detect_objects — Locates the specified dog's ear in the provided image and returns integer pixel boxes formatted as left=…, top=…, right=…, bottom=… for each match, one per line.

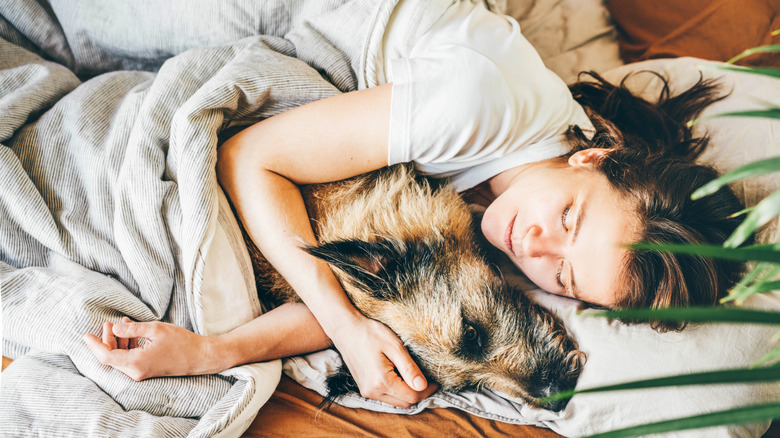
left=305, top=239, right=400, bottom=300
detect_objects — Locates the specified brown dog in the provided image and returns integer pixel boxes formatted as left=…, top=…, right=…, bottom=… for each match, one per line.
left=244, top=164, right=583, bottom=411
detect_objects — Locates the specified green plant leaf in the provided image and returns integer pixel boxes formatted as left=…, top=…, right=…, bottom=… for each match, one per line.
left=724, top=278, right=780, bottom=304
left=584, top=402, right=780, bottom=438
left=725, top=189, right=780, bottom=247
left=752, top=280, right=780, bottom=293
left=729, top=206, right=755, bottom=219
left=701, top=63, right=780, bottom=79
left=753, top=343, right=780, bottom=368
left=727, top=45, right=780, bottom=64
left=733, top=274, right=780, bottom=302
left=690, top=156, right=780, bottom=199
left=722, top=262, right=773, bottom=304
left=629, top=242, right=780, bottom=263
left=588, top=306, right=780, bottom=325
left=688, top=109, right=780, bottom=126
left=543, top=367, right=780, bottom=402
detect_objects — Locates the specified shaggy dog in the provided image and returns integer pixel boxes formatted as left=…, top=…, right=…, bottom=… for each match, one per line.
left=244, top=164, right=583, bottom=411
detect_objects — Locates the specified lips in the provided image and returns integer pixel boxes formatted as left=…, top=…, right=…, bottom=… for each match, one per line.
left=504, top=214, right=517, bottom=254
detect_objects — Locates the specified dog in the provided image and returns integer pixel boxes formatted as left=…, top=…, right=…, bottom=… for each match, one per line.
left=243, top=164, right=583, bottom=411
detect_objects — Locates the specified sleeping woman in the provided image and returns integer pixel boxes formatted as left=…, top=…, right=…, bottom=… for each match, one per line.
left=84, top=0, right=746, bottom=408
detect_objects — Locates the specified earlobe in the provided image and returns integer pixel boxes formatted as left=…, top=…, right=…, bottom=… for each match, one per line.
left=568, top=148, right=611, bottom=167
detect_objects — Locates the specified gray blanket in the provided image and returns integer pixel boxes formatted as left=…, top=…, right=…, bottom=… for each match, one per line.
left=0, top=1, right=396, bottom=436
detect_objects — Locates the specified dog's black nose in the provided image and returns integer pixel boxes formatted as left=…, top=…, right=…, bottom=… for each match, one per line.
left=543, top=396, right=571, bottom=412
left=537, top=381, right=573, bottom=412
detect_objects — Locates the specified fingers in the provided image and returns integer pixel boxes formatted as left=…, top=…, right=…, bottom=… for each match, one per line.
left=84, top=333, right=128, bottom=367
left=99, top=318, right=140, bottom=351
left=102, top=322, right=118, bottom=350
left=338, top=319, right=436, bottom=408
left=83, top=333, right=109, bottom=359
left=380, top=368, right=437, bottom=407
left=83, top=333, right=148, bottom=381
left=359, top=369, right=438, bottom=408
left=117, top=317, right=131, bottom=349
left=377, top=346, right=434, bottom=407
left=118, top=317, right=139, bottom=348
left=112, top=320, right=156, bottom=339
left=84, top=318, right=155, bottom=364
left=384, top=344, right=427, bottom=392
left=359, top=342, right=435, bottom=407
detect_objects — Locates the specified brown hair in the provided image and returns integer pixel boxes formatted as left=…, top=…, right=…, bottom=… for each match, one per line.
left=565, top=71, right=748, bottom=331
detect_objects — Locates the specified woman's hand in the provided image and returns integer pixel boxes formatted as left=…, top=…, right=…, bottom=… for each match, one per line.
left=83, top=317, right=221, bottom=381
left=330, top=314, right=438, bottom=408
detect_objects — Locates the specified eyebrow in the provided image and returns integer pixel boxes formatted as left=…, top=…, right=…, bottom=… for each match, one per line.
left=569, top=202, right=587, bottom=300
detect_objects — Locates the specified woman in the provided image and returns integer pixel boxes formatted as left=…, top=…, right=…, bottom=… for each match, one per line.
left=84, top=0, right=745, bottom=408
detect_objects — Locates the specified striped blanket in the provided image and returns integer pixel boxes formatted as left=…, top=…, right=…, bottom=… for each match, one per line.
left=0, top=1, right=392, bottom=436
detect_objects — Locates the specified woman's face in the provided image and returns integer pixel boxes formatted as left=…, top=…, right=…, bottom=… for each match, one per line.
left=481, top=149, right=639, bottom=307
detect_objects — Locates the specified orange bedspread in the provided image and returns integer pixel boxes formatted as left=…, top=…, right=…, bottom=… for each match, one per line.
left=245, top=375, right=561, bottom=438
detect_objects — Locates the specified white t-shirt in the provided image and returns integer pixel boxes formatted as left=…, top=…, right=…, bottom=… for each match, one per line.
left=376, top=0, right=594, bottom=192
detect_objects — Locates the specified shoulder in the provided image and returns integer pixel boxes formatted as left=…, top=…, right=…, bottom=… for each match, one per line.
left=402, top=2, right=573, bottom=114
left=391, top=45, right=512, bottom=147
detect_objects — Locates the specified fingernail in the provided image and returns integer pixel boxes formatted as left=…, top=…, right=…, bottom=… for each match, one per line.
left=413, top=376, right=426, bottom=391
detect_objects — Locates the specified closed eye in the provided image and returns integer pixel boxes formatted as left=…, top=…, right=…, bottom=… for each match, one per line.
left=558, top=205, right=572, bottom=293
left=561, top=205, right=571, bottom=232
left=556, top=261, right=565, bottom=291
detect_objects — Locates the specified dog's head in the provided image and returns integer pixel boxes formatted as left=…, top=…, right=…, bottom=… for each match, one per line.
left=306, top=234, right=584, bottom=411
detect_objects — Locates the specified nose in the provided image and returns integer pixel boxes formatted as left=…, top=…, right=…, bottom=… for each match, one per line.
left=522, top=226, right=563, bottom=258
left=538, top=380, right=574, bottom=412
left=543, top=395, right=571, bottom=412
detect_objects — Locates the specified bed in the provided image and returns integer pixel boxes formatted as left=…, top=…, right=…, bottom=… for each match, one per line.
left=1, top=0, right=779, bottom=437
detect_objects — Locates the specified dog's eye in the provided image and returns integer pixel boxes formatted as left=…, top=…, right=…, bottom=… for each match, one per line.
left=464, top=325, right=477, bottom=341
left=463, top=323, right=483, bottom=349
left=457, top=319, right=486, bottom=360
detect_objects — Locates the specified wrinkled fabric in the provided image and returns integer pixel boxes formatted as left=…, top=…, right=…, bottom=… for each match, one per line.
left=0, top=0, right=395, bottom=435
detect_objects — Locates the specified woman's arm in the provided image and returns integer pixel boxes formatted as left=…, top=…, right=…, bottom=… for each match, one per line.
left=85, top=84, right=433, bottom=407
left=84, top=304, right=333, bottom=378
left=214, top=84, right=431, bottom=407
left=86, top=304, right=437, bottom=404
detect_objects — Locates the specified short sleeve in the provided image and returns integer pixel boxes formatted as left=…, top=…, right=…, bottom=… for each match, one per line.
left=383, top=0, right=593, bottom=191
left=388, top=46, right=517, bottom=170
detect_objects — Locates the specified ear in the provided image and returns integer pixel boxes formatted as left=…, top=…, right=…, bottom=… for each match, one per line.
left=305, top=239, right=399, bottom=300
left=568, top=148, right=611, bottom=167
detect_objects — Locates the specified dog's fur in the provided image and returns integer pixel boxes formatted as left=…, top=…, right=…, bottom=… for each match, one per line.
left=243, top=164, right=583, bottom=411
